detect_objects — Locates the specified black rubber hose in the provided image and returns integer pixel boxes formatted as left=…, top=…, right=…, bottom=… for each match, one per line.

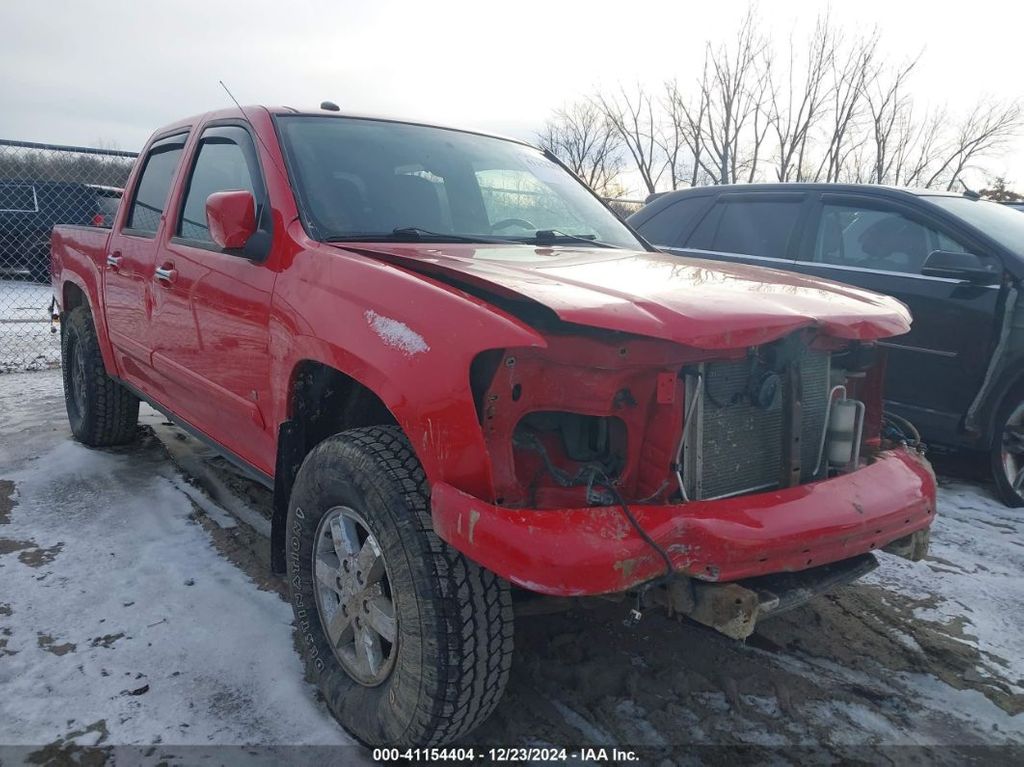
left=603, top=480, right=675, bottom=581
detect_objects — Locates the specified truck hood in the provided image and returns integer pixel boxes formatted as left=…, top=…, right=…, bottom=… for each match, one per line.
left=335, top=243, right=912, bottom=349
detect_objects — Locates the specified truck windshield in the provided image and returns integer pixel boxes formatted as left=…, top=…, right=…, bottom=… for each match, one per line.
left=924, top=195, right=1024, bottom=255
left=276, top=115, right=644, bottom=250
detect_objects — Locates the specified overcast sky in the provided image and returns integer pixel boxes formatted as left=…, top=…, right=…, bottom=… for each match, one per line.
left=2, top=0, right=1021, bottom=194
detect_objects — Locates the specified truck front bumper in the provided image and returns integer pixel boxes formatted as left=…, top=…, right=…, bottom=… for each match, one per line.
left=431, top=447, right=936, bottom=596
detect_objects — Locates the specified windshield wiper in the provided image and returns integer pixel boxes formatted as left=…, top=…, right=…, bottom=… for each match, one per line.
left=324, top=228, right=514, bottom=244
left=530, top=229, right=614, bottom=248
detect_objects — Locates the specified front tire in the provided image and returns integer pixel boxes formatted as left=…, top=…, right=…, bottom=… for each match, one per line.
left=286, top=426, right=513, bottom=746
left=992, top=387, right=1024, bottom=507
left=61, top=305, right=139, bottom=446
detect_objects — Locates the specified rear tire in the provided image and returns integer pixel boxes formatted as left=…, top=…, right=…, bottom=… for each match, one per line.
left=286, top=426, right=513, bottom=746
left=61, top=305, right=139, bottom=446
left=991, top=386, right=1024, bottom=507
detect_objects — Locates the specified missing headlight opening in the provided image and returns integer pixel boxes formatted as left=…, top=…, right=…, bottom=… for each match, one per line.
left=513, top=411, right=628, bottom=505
left=482, top=332, right=883, bottom=510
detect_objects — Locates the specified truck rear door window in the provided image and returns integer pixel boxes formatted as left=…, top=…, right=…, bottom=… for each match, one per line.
left=125, top=134, right=187, bottom=235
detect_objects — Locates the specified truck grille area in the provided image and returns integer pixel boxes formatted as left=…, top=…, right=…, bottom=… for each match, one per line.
left=685, top=351, right=830, bottom=500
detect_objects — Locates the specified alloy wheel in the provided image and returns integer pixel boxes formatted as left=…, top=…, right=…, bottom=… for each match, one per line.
left=312, top=506, right=398, bottom=686
left=1000, top=402, right=1024, bottom=499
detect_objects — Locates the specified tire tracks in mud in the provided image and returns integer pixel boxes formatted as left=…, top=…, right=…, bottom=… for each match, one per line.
left=152, top=420, right=1024, bottom=752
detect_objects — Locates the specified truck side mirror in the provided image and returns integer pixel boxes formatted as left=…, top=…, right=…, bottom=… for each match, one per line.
left=206, top=190, right=257, bottom=250
left=921, top=250, right=1000, bottom=284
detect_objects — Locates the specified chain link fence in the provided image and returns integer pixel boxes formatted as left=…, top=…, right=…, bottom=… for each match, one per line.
left=603, top=198, right=645, bottom=219
left=0, top=139, right=137, bottom=373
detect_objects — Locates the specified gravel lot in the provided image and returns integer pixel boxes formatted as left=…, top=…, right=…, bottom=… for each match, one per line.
left=1, top=369, right=1022, bottom=763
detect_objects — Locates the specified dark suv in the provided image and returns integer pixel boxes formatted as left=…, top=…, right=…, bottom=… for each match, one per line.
left=0, top=180, right=116, bottom=282
left=629, top=184, right=1024, bottom=506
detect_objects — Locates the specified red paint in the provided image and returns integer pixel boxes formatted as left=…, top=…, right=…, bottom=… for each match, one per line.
left=206, top=190, right=257, bottom=249
left=656, top=371, right=676, bottom=405
left=347, top=243, right=912, bottom=349
left=51, top=106, right=935, bottom=595
left=432, top=448, right=936, bottom=596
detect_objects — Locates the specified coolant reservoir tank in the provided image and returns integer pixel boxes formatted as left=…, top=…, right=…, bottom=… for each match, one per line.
left=827, top=400, right=859, bottom=466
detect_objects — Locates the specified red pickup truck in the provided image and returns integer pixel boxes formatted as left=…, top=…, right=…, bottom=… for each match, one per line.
left=51, top=105, right=936, bottom=747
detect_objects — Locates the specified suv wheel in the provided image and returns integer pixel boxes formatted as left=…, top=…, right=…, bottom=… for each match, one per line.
left=286, top=426, right=513, bottom=746
left=61, top=306, right=139, bottom=446
left=992, top=389, right=1024, bottom=507
left=27, top=235, right=50, bottom=283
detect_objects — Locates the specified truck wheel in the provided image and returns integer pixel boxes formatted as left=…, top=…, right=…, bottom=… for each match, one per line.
left=286, top=426, right=513, bottom=746
left=61, top=306, right=139, bottom=446
left=992, top=387, right=1024, bottom=507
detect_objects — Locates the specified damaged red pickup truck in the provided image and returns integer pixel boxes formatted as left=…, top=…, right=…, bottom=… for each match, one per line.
left=51, top=106, right=935, bottom=746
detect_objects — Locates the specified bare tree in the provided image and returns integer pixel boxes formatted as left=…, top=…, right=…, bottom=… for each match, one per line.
left=665, top=68, right=717, bottom=186
left=865, top=56, right=919, bottom=184
left=816, top=30, right=880, bottom=182
left=768, top=14, right=836, bottom=181
left=538, top=100, right=624, bottom=197
left=925, top=100, right=1024, bottom=190
left=549, top=7, right=1023, bottom=197
left=658, top=82, right=688, bottom=189
left=698, top=8, right=772, bottom=184
left=894, top=108, right=946, bottom=187
left=597, top=84, right=665, bottom=195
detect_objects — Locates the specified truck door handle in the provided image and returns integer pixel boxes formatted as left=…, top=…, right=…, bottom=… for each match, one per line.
left=154, top=265, right=178, bottom=285
left=106, top=252, right=122, bottom=270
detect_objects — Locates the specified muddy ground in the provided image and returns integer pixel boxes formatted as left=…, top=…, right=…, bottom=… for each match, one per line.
left=1, top=369, right=1022, bottom=763
left=147, top=409, right=1024, bottom=759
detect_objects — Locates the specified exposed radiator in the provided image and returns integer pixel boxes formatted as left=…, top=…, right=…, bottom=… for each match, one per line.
left=684, top=352, right=830, bottom=500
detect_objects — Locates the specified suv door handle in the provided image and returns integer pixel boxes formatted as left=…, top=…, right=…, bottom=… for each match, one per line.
left=106, top=251, right=122, bottom=270
left=154, top=265, right=178, bottom=285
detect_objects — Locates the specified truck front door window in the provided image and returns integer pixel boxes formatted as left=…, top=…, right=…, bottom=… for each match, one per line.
left=178, top=134, right=256, bottom=244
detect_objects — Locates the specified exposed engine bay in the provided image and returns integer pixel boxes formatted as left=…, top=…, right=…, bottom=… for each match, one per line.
left=474, top=328, right=890, bottom=511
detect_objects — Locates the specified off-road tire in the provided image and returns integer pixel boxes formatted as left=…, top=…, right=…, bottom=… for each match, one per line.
left=61, top=305, right=139, bottom=446
left=286, top=426, right=514, bottom=746
left=992, top=386, right=1024, bottom=508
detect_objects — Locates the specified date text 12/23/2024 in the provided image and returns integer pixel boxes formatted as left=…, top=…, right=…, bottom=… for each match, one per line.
left=374, top=747, right=640, bottom=762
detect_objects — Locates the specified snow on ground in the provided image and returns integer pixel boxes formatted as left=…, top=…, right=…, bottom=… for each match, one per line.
left=0, top=280, right=59, bottom=373
left=0, top=370, right=355, bottom=753
left=864, top=479, right=1024, bottom=689
left=1, top=368, right=1022, bottom=760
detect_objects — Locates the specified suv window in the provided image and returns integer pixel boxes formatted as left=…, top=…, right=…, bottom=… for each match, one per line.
left=636, top=195, right=711, bottom=246
left=126, top=134, right=186, bottom=234
left=814, top=203, right=971, bottom=274
left=0, top=183, right=38, bottom=213
left=688, top=198, right=802, bottom=258
left=178, top=127, right=259, bottom=244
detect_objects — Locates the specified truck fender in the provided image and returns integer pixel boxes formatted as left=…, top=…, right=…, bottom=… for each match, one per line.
left=58, top=269, right=117, bottom=376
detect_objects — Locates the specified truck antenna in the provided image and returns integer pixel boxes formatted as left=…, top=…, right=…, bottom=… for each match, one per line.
left=218, top=80, right=289, bottom=184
